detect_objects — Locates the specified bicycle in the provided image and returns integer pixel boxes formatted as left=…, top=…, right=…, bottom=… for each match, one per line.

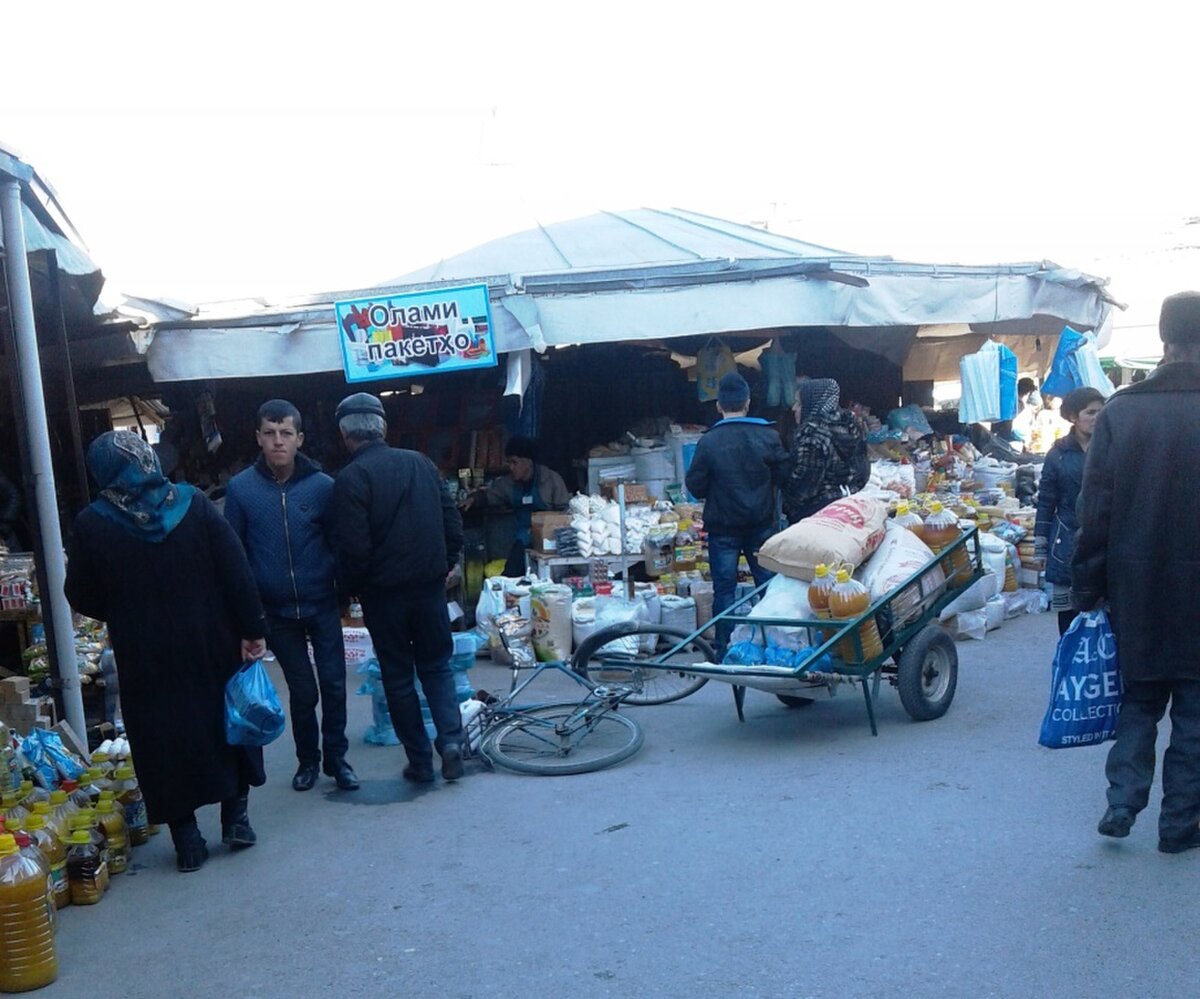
left=467, top=655, right=645, bottom=776
left=570, top=623, right=715, bottom=705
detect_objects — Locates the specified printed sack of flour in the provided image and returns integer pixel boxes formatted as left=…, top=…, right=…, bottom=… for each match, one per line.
left=859, top=521, right=944, bottom=626
left=1038, top=609, right=1121, bottom=749
left=757, top=496, right=888, bottom=580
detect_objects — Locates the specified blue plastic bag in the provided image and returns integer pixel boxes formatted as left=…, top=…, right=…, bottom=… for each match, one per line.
left=1038, top=610, right=1121, bottom=748
left=225, top=659, right=286, bottom=747
left=1041, top=326, right=1088, bottom=398
left=997, top=343, right=1019, bottom=420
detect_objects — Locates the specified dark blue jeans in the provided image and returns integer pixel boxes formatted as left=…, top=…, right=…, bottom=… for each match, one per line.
left=708, top=528, right=775, bottom=654
left=360, top=585, right=463, bottom=768
left=267, top=609, right=348, bottom=767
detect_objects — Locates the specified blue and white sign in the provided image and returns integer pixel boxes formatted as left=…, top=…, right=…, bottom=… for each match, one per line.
left=335, top=283, right=497, bottom=384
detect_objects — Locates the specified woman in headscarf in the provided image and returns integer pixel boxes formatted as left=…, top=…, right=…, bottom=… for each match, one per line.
left=65, top=431, right=268, bottom=873
left=782, top=378, right=870, bottom=524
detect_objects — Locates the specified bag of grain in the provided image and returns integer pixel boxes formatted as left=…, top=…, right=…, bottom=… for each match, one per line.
left=757, top=496, right=888, bottom=580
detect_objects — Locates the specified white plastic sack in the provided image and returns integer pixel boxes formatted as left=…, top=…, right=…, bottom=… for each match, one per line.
left=531, top=584, right=573, bottom=662
left=659, top=595, right=698, bottom=635
left=959, top=342, right=1001, bottom=424
left=593, top=597, right=641, bottom=656
left=730, top=575, right=815, bottom=652
left=859, top=521, right=945, bottom=625
left=938, top=570, right=1000, bottom=622
left=980, top=533, right=1009, bottom=583
left=1075, top=338, right=1116, bottom=398
left=985, top=595, right=1006, bottom=632
left=951, top=608, right=989, bottom=641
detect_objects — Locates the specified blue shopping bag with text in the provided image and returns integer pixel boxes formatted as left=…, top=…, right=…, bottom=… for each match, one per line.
left=1038, top=609, right=1121, bottom=748
left=225, top=658, right=286, bottom=747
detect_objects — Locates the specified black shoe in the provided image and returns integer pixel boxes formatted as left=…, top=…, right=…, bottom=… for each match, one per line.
left=1098, top=806, right=1136, bottom=839
left=324, top=759, right=360, bottom=791
left=171, top=820, right=209, bottom=873
left=1158, top=828, right=1200, bottom=854
left=220, top=795, right=257, bottom=850
left=292, top=763, right=320, bottom=792
left=441, top=743, right=465, bottom=782
left=402, top=763, right=436, bottom=784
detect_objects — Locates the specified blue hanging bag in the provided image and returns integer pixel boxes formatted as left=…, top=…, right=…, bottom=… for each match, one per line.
left=225, top=658, right=286, bottom=747
left=1038, top=609, right=1121, bottom=748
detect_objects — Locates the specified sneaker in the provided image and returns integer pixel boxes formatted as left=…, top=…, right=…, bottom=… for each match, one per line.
left=1158, top=827, right=1200, bottom=854
left=441, top=743, right=465, bottom=782
left=1098, top=806, right=1136, bottom=838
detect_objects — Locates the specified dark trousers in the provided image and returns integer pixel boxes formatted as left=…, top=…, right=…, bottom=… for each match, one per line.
left=709, top=527, right=775, bottom=653
left=1106, top=677, right=1200, bottom=840
left=361, top=586, right=463, bottom=767
left=267, top=609, right=348, bottom=767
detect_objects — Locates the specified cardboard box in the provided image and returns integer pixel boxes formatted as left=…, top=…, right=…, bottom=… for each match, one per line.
left=1018, top=568, right=1043, bottom=588
left=600, top=482, right=650, bottom=504
left=531, top=512, right=574, bottom=553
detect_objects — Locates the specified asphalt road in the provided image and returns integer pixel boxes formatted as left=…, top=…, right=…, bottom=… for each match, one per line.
left=41, top=610, right=1200, bottom=997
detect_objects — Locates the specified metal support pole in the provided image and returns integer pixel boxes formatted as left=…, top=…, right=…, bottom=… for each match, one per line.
left=43, top=251, right=90, bottom=505
left=0, top=179, right=87, bottom=740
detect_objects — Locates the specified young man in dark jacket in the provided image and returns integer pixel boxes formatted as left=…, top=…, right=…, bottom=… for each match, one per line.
left=225, top=400, right=358, bottom=792
left=331, top=392, right=466, bottom=784
left=685, top=372, right=788, bottom=653
left=1073, top=292, right=1200, bottom=853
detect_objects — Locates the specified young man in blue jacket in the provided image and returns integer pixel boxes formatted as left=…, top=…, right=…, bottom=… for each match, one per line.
left=685, top=372, right=789, bottom=654
left=225, top=400, right=358, bottom=792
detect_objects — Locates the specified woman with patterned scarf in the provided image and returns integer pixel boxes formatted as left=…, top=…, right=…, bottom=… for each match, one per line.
left=65, top=431, right=268, bottom=873
left=783, top=378, right=869, bottom=523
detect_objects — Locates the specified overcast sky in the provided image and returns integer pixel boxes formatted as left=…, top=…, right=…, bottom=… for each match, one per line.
left=3, top=2, right=1196, bottom=336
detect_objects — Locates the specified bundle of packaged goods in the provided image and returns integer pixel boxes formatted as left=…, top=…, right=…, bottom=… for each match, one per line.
left=0, top=717, right=162, bottom=989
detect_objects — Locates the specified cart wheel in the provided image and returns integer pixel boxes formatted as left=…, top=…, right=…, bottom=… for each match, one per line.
left=896, top=626, right=958, bottom=721
left=776, top=695, right=815, bottom=708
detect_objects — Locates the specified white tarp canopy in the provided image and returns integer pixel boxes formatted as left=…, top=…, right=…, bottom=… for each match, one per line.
left=139, top=208, right=1118, bottom=382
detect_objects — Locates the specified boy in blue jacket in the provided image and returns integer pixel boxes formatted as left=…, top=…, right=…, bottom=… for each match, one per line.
left=686, top=373, right=788, bottom=654
left=225, top=400, right=358, bottom=792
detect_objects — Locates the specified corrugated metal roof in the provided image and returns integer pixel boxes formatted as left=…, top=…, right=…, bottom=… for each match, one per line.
left=391, top=207, right=864, bottom=284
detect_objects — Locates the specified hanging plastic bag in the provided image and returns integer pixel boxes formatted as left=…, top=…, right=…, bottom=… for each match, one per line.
left=225, top=659, right=286, bottom=747
left=997, top=343, right=1019, bottom=420
left=1073, top=338, right=1115, bottom=398
left=958, top=343, right=1001, bottom=423
left=1038, top=609, right=1121, bottom=748
left=696, top=339, right=736, bottom=403
left=1042, top=327, right=1113, bottom=399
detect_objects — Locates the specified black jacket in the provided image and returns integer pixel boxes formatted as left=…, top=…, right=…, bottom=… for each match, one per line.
left=782, top=411, right=869, bottom=523
left=1072, top=362, right=1200, bottom=681
left=332, top=441, right=463, bottom=597
left=685, top=418, right=788, bottom=534
left=1034, top=433, right=1086, bottom=586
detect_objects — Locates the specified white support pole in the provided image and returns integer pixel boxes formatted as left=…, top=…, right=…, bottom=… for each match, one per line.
left=0, top=178, right=88, bottom=741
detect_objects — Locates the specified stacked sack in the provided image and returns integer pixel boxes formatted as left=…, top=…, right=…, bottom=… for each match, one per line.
left=566, top=494, right=662, bottom=557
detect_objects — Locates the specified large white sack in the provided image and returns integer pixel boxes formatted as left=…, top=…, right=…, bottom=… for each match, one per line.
left=859, top=521, right=945, bottom=626
left=730, top=575, right=816, bottom=652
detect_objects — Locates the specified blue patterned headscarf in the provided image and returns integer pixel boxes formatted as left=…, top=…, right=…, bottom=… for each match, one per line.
left=86, top=431, right=196, bottom=542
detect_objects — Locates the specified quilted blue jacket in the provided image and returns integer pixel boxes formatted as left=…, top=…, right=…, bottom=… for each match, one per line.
left=224, top=452, right=338, bottom=618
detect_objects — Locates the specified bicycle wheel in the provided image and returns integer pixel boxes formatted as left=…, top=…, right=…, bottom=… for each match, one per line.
left=572, top=624, right=712, bottom=705
left=482, top=704, right=644, bottom=776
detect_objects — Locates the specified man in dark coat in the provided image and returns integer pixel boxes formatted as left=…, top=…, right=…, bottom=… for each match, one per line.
left=225, top=399, right=358, bottom=793
left=1073, top=291, right=1200, bottom=853
left=331, top=392, right=466, bottom=784
left=686, top=372, right=789, bottom=653
left=65, top=431, right=267, bottom=873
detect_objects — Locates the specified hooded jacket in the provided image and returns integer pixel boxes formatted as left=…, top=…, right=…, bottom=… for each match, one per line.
left=224, top=452, right=338, bottom=619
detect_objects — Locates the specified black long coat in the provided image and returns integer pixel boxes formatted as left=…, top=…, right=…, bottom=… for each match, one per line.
left=1072, top=361, right=1200, bottom=681
left=65, top=492, right=267, bottom=823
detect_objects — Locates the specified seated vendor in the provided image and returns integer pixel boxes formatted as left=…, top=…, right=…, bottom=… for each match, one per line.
left=467, top=437, right=570, bottom=576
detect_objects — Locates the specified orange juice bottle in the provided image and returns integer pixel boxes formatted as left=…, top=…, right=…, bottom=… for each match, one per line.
left=95, top=799, right=129, bottom=877
left=20, top=812, right=68, bottom=911
left=64, top=830, right=102, bottom=906
left=111, top=768, right=149, bottom=847
left=828, top=569, right=883, bottom=663
left=0, top=832, right=58, bottom=991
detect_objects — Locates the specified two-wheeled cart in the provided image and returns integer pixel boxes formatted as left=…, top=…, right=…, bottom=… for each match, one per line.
left=573, top=527, right=984, bottom=735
